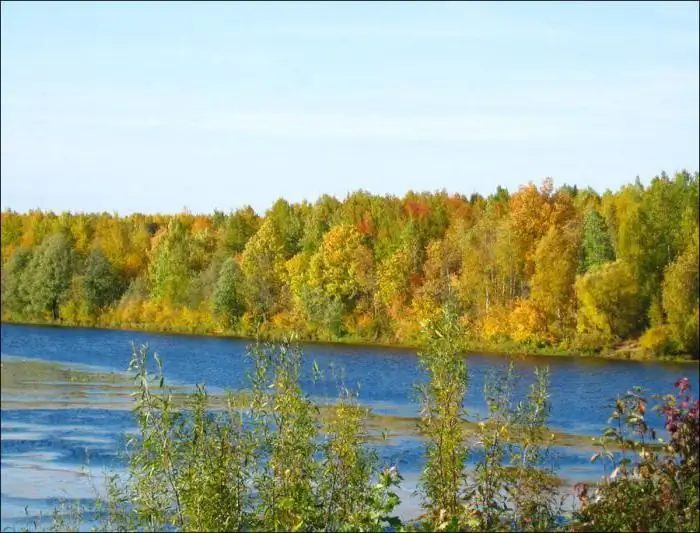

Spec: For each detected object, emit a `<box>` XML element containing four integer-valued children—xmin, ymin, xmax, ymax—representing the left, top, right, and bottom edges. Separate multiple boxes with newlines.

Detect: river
<box><xmin>1</xmin><ymin>323</ymin><xmax>696</xmax><ymax>530</ymax></box>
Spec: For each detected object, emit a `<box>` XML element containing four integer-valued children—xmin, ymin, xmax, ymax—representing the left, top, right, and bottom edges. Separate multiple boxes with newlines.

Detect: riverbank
<box><xmin>2</xmin><ymin>318</ymin><xmax>697</xmax><ymax>364</ymax></box>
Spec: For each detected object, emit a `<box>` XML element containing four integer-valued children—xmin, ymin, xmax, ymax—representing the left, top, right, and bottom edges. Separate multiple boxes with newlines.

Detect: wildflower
<box><xmin>674</xmin><ymin>377</ymin><xmax>690</xmax><ymax>394</ymax></box>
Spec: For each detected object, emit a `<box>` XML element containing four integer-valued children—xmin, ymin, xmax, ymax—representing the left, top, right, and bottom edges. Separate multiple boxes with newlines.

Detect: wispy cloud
<box><xmin>15</xmin><ymin>110</ymin><xmax>649</xmax><ymax>144</ymax></box>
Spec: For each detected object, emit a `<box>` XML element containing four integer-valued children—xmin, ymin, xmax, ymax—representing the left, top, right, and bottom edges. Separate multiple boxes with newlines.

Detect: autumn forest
<box><xmin>1</xmin><ymin>171</ymin><xmax>698</xmax><ymax>359</ymax></box>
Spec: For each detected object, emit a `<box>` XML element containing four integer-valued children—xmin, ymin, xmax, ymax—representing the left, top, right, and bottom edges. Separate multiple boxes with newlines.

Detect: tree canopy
<box><xmin>2</xmin><ymin>171</ymin><xmax>698</xmax><ymax>358</ymax></box>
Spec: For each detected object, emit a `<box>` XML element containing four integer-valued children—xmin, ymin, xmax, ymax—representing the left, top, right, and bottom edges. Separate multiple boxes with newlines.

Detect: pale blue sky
<box><xmin>1</xmin><ymin>1</ymin><xmax>698</xmax><ymax>215</ymax></box>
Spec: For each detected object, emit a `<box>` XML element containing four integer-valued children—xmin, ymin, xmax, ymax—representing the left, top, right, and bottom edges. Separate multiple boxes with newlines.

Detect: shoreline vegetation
<box><xmin>5</xmin><ymin>318</ymin><xmax>699</xmax><ymax>532</ymax></box>
<box><xmin>2</xmin><ymin>172</ymin><xmax>699</xmax><ymax>363</ymax></box>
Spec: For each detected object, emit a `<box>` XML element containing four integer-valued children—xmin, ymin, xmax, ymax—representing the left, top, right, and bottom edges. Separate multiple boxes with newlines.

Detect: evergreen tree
<box><xmin>578</xmin><ymin>208</ymin><xmax>615</xmax><ymax>274</ymax></box>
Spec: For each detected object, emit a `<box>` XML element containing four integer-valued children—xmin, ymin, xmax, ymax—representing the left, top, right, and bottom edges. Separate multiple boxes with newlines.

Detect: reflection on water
<box><xmin>1</xmin><ymin>323</ymin><xmax>696</xmax><ymax>530</ymax></box>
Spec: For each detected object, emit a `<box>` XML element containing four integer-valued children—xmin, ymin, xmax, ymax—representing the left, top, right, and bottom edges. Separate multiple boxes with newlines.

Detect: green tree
<box><xmin>1</xmin><ymin>247</ymin><xmax>33</xmax><ymax>317</ymax></box>
<box><xmin>83</xmin><ymin>247</ymin><xmax>123</xmax><ymax>315</ymax></box>
<box><xmin>578</xmin><ymin>208</ymin><xmax>614</xmax><ymax>274</ymax></box>
<box><xmin>187</xmin><ymin>257</ymin><xmax>221</xmax><ymax>309</ymax></box>
<box><xmin>148</xmin><ymin>222</ymin><xmax>192</xmax><ymax>306</ymax></box>
<box><xmin>266</xmin><ymin>198</ymin><xmax>304</xmax><ymax>258</ymax></box>
<box><xmin>300</xmin><ymin>195</ymin><xmax>341</xmax><ymax>254</ymax></box>
<box><xmin>211</xmin><ymin>257</ymin><xmax>246</xmax><ymax>327</ymax></box>
<box><xmin>119</xmin><ymin>276</ymin><xmax>150</xmax><ymax>307</ymax></box>
<box><xmin>216</xmin><ymin>206</ymin><xmax>260</xmax><ymax>256</ymax></box>
<box><xmin>26</xmin><ymin>233</ymin><xmax>75</xmax><ymax>320</ymax></box>
<box><xmin>417</xmin><ymin>308</ymin><xmax>469</xmax><ymax>522</ymax></box>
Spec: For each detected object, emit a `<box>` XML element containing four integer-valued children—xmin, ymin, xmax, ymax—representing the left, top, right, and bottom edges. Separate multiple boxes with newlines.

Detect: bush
<box><xmin>95</xmin><ymin>340</ymin><xmax>404</xmax><ymax>533</ymax></box>
<box><xmin>640</xmin><ymin>325</ymin><xmax>678</xmax><ymax>356</ymax></box>
<box><xmin>572</xmin><ymin>379</ymin><xmax>699</xmax><ymax>532</ymax></box>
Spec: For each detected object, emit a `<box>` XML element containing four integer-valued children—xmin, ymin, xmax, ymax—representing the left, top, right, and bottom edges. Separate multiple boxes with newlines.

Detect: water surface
<box><xmin>1</xmin><ymin>323</ymin><xmax>695</xmax><ymax>529</ymax></box>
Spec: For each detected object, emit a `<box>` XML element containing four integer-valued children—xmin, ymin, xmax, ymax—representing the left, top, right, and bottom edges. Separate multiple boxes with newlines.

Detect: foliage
<box><xmin>2</xmin><ymin>171</ymin><xmax>698</xmax><ymax>358</ymax></box>
<box><xmin>147</xmin><ymin>221</ymin><xmax>192</xmax><ymax>306</ymax></box>
<box><xmin>662</xmin><ymin>230</ymin><xmax>700</xmax><ymax>356</ymax></box>
<box><xmin>82</xmin><ymin>247</ymin><xmax>124</xmax><ymax>315</ymax></box>
<box><xmin>466</xmin><ymin>361</ymin><xmax>560</xmax><ymax>532</ymax></box>
<box><xmin>640</xmin><ymin>325</ymin><xmax>678</xmax><ymax>357</ymax></box>
<box><xmin>575</xmin><ymin>260</ymin><xmax>642</xmax><ymax>343</ymax></box>
<box><xmin>530</xmin><ymin>222</ymin><xmax>581</xmax><ymax>339</ymax></box>
<box><xmin>240</xmin><ymin>219</ymin><xmax>286</xmax><ymax>325</ymax></box>
<box><xmin>416</xmin><ymin>307</ymin><xmax>470</xmax><ymax>522</ymax></box>
<box><xmin>573</xmin><ymin>379</ymin><xmax>699</xmax><ymax>532</ymax></box>
<box><xmin>1</xmin><ymin>247</ymin><xmax>33</xmax><ymax>317</ymax></box>
<box><xmin>211</xmin><ymin>257</ymin><xmax>245</xmax><ymax>328</ymax></box>
<box><xmin>24</xmin><ymin>233</ymin><xmax>75</xmax><ymax>320</ymax></box>
<box><xmin>77</xmin><ymin>341</ymin><xmax>405</xmax><ymax>533</ymax></box>
<box><xmin>308</xmin><ymin>225</ymin><xmax>374</xmax><ymax>309</ymax></box>
<box><xmin>578</xmin><ymin>208</ymin><xmax>615</xmax><ymax>274</ymax></box>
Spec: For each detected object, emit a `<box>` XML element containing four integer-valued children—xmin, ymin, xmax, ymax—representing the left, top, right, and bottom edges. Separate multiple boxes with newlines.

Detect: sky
<box><xmin>1</xmin><ymin>1</ymin><xmax>698</xmax><ymax>215</ymax></box>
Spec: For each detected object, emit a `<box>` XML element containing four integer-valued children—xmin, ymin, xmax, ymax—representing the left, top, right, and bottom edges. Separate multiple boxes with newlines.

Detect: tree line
<box><xmin>1</xmin><ymin>170</ymin><xmax>698</xmax><ymax>358</ymax></box>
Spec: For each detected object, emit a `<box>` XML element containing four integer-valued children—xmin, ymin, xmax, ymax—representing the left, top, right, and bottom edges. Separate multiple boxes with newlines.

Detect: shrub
<box><xmin>640</xmin><ymin>325</ymin><xmax>678</xmax><ymax>356</ymax></box>
<box><xmin>91</xmin><ymin>340</ymin><xmax>404</xmax><ymax>533</ymax></box>
<box><xmin>572</xmin><ymin>378</ymin><xmax>700</xmax><ymax>532</ymax></box>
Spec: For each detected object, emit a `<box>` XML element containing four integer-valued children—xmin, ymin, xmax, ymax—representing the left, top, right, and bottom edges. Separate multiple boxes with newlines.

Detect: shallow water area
<box><xmin>1</xmin><ymin>323</ymin><xmax>696</xmax><ymax>530</ymax></box>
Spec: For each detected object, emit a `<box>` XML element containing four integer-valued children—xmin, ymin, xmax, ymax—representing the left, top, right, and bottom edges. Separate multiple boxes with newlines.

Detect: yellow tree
<box><xmin>419</xmin><ymin>237</ymin><xmax>461</xmax><ymax>307</ymax></box>
<box><xmin>308</xmin><ymin>225</ymin><xmax>374</xmax><ymax>307</ymax></box>
<box><xmin>283</xmin><ymin>251</ymin><xmax>319</xmax><ymax>327</ymax></box>
<box><xmin>529</xmin><ymin>221</ymin><xmax>582</xmax><ymax>339</ymax></box>
<box><xmin>575</xmin><ymin>260</ymin><xmax>642</xmax><ymax>343</ymax></box>
<box><xmin>662</xmin><ymin>229</ymin><xmax>699</xmax><ymax>356</ymax></box>
<box><xmin>457</xmin><ymin>206</ymin><xmax>521</xmax><ymax>325</ymax></box>
<box><xmin>93</xmin><ymin>216</ymin><xmax>130</xmax><ymax>274</ymax></box>
<box><xmin>240</xmin><ymin>218</ymin><xmax>286</xmax><ymax>324</ymax></box>
<box><xmin>123</xmin><ymin>220</ymin><xmax>152</xmax><ymax>279</ymax></box>
<box><xmin>67</xmin><ymin>214</ymin><xmax>93</xmax><ymax>256</ymax></box>
<box><xmin>508</xmin><ymin>180</ymin><xmax>553</xmax><ymax>280</ymax></box>
<box><xmin>0</xmin><ymin>210</ymin><xmax>24</xmax><ymax>262</ymax></box>
<box><xmin>374</xmin><ymin>247</ymin><xmax>413</xmax><ymax>318</ymax></box>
